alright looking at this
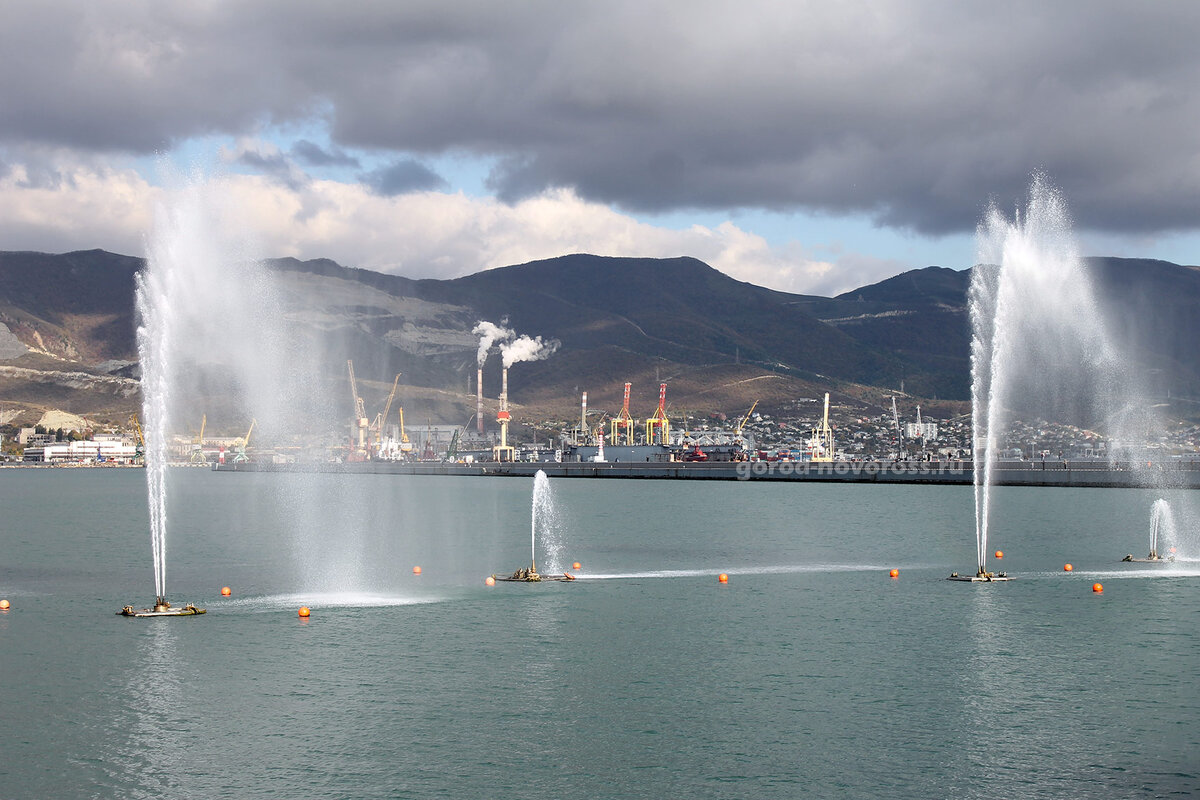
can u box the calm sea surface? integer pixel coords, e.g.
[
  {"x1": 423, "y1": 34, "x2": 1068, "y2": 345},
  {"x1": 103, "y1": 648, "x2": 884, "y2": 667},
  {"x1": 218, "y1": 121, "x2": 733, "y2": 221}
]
[{"x1": 1, "y1": 468, "x2": 1197, "y2": 799}]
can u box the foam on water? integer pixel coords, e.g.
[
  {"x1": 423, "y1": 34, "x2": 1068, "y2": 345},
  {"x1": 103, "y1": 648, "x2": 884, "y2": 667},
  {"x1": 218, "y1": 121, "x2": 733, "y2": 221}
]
[
  {"x1": 577, "y1": 563, "x2": 896, "y2": 580},
  {"x1": 218, "y1": 592, "x2": 444, "y2": 612}
]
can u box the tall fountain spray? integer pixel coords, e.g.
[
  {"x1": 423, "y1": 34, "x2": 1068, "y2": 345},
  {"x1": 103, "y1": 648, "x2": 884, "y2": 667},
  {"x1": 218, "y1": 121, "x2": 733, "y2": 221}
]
[
  {"x1": 122, "y1": 171, "x2": 313, "y2": 613},
  {"x1": 134, "y1": 260, "x2": 172, "y2": 608},
  {"x1": 123, "y1": 175, "x2": 265, "y2": 615},
  {"x1": 531, "y1": 470, "x2": 563, "y2": 574},
  {"x1": 958, "y1": 174, "x2": 1124, "y2": 582}
]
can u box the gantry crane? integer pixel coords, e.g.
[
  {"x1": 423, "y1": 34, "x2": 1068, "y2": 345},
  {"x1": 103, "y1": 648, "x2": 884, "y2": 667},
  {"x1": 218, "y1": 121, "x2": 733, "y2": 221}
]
[
  {"x1": 610, "y1": 382, "x2": 635, "y2": 445},
  {"x1": 347, "y1": 360, "x2": 368, "y2": 460},
  {"x1": 189, "y1": 414, "x2": 208, "y2": 464},
  {"x1": 232, "y1": 418, "x2": 256, "y2": 463},
  {"x1": 644, "y1": 383, "x2": 670, "y2": 445}
]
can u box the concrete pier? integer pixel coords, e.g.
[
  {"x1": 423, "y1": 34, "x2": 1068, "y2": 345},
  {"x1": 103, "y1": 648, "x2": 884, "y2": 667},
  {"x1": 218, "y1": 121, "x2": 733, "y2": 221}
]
[{"x1": 213, "y1": 459, "x2": 1200, "y2": 488}]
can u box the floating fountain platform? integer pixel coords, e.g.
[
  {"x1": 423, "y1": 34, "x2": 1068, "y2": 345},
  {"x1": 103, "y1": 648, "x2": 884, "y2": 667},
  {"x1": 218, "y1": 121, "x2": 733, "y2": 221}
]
[
  {"x1": 1121, "y1": 553, "x2": 1173, "y2": 563},
  {"x1": 947, "y1": 569, "x2": 1012, "y2": 582},
  {"x1": 118, "y1": 597, "x2": 206, "y2": 617},
  {"x1": 494, "y1": 563, "x2": 576, "y2": 583}
]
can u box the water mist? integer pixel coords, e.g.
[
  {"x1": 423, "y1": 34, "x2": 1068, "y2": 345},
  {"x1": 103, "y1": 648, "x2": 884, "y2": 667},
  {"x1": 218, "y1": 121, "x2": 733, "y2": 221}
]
[{"x1": 965, "y1": 174, "x2": 1129, "y2": 580}]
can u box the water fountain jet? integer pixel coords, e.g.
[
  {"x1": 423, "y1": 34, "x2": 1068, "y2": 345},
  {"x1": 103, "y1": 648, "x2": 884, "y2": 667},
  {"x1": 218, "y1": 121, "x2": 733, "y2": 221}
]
[
  {"x1": 494, "y1": 471, "x2": 574, "y2": 582},
  {"x1": 950, "y1": 175, "x2": 1116, "y2": 582},
  {"x1": 1122, "y1": 499, "x2": 1176, "y2": 563}
]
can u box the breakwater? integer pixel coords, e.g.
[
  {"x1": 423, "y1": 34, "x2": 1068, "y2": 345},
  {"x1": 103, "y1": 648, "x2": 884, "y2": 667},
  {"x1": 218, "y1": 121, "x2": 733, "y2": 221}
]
[{"x1": 213, "y1": 459, "x2": 1200, "y2": 488}]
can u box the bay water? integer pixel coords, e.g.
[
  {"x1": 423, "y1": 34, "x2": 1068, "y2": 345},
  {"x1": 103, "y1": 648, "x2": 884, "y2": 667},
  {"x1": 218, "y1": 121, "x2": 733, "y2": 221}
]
[{"x1": 1, "y1": 468, "x2": 1197, "y2": 798}]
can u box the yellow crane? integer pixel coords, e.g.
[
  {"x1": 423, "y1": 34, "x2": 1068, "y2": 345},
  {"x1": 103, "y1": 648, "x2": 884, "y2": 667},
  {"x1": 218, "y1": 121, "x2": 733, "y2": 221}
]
[
  {"x1": 347, "y1": 360, "x2": 368, "y2": 459},
  {"x1": 129, "y1": 414, "x2": 145, "y2": 461},
  {"x1": 232, "y1": 418, "x2": 256, "y2": 463},
  {"x1": 190, "y1": 414, "x2": 207, "y2": 464},
  {"x1": 398, "y1": 407, "x2": 413, "y2": 453},
  {"x1": 610, "y1": 382, "x2": 635, "y2": 445},
  {"x1": 644, "y1": 383, "x2": 670, "y2": 445},
  {"x1": 736, "y1": 400, "x2": 758, "y2": 438}
]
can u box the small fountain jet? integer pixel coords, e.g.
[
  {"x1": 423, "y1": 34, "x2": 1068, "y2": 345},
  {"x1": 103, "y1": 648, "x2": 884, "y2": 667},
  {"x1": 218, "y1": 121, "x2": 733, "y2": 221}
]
[
  {"x1": 1122, "y1": 500, "x2": 1176, "y2": 563},
  {"x1": 492, "y1": 470, "x2": 576, "y2": 583}
]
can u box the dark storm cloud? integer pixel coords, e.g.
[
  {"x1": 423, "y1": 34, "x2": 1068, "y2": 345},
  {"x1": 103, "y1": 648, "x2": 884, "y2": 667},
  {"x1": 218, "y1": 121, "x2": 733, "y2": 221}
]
[
  {"x1": 3, "y1": 0, "x2": 1199, "y2": 235},
  {"x1": 291, "y1": 140, "x2": 360, "y2": 169},
  {"x1": 235, "y1": 148, "x2": 309, "y2": 191},
  {"x1": 360, "y1": 159, "x2": 448, "y2": 196}
]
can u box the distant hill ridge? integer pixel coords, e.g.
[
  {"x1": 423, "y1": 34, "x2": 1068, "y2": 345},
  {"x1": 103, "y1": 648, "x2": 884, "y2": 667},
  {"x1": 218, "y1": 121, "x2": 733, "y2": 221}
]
[{"x1": 1, "y1": 249, "x2": 1198, "y2": 425}]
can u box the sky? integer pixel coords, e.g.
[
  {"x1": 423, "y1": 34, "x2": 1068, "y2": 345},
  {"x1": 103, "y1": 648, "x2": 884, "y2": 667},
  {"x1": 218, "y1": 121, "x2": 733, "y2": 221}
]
[{"x1": 1, "y1": 0, "x2": 1198, "y2": 297}]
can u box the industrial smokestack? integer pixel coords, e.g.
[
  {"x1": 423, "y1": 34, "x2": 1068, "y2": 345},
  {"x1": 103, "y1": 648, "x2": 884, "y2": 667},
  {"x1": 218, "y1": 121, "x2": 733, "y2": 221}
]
[
  {"x1": 477, "y1": 367, "x2": 484, "y2": 434},
  {"x1": 501, "y1": 367, "x2": 509, "y2": 412},
  {"x1": 581, "y1": 392, "x2": 587, "y2": 436}
]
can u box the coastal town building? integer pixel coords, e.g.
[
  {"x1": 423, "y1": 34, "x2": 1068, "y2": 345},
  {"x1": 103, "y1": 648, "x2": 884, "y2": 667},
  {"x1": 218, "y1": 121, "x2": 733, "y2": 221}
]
[{"x1": 21, "y1": 433, "x2": 138, "y2": 464}]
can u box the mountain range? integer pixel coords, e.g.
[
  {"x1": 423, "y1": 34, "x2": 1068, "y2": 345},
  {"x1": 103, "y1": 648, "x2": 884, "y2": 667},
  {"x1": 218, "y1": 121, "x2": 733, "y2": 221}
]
[{"x1": 1, "y1": 249, "x2": 1197, "y2": 434}]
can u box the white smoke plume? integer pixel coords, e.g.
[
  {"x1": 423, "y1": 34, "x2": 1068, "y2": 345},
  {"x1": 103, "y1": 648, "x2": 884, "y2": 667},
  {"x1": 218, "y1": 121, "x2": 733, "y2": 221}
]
[
  {"x1": 472, "y1": 320, "x2": 514, "y2": 366},
  {"x1": 501, "y1": 334, "x2": 561, "y2": 368}
]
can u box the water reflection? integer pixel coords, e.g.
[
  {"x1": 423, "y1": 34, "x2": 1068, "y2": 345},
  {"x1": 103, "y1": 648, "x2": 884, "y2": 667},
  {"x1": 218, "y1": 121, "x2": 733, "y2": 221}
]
[
  {"x1": 102, "y1": 624, "x2": 185, "y2": 798},
  {"x1": 952, "y1": 587, "x2": 1034, "y2": 796}
]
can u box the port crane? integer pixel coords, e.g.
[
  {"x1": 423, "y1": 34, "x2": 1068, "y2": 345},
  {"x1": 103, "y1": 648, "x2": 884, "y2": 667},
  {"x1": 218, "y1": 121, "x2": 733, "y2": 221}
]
[
  {"x1": 808, "y1": 394, "x2": 834, "y2": 462},
  {"x1": 735, "y1": 400, "x2": 758, "y2": 439},
  {"x1": 232, "y1": 418, "x2": 256, "y2": 463},
  {"x1": 370, "y1": 373, "x2": 401, "y2": 456},
  {"x1": 189, "y1": 414, "x2": 208, "y2": 464},
  {"x1": 398, "y1": 407, "x2": 413, "y2": 454},
  {"x1": 890, "y1": 396, "x2": 905, "y2": 461},
  {"x1": 644, "y1": 383, "x2": 670, "y2": 445},
  {"x1": 347, "y1": 360, "x2": 368, "y2": 460},
  {"x1": 610, "y1": 382, "x2": 635, "y2": 446},
  {"x1": 129, "y1": 414, "x2": 145, "y2": 461}
]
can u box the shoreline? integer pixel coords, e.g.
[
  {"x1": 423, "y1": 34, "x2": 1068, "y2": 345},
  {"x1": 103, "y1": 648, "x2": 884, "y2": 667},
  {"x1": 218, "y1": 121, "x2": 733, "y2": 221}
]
[{"x1": 210, "y1": 459, "x2": 1200, "y2": 489}]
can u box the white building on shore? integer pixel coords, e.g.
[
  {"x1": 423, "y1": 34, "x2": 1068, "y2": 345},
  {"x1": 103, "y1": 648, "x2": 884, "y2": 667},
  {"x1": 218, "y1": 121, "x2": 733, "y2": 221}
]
[{"x1": 21, "y1": 433, "x2": 139, "y2": 464}]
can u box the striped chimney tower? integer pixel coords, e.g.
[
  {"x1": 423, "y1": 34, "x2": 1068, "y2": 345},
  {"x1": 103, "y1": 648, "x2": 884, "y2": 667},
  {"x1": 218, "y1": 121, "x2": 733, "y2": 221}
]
[{"x1": 476, "y1": 367, "x2": 484, "y2": 434}]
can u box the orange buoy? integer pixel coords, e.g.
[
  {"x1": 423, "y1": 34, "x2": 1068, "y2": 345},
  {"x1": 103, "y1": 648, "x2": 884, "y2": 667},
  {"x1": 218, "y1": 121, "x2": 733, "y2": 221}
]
[
  {"x1": 298, "y1": 606, "x2": 311, "y2": 617},
  {"x1": 572, "y1": 562, "x2": 582, "y2": 570},
  {"x1": 485, "y1": 576, "x2": 496, "y2": 586},
  {"x1": 889, "y1": 569, "x2": 899, "y2": 578},
  {"x1": 718, "y1": 573, "x2": 729, "y2": 583},
  {"x1": 994, "y1": 550, "x2": 1004, "y2": 559},
  {"x1": 1063, "y1": 563, "x2": 1073, "y2": 572},
  {"x1": 220, "y1": 586, "x2": 232, "y2": 596},
  {"x1": 1092, "y1": 583, "x2": 1103, "y2": 593},
  {"x1": 412, "y1": 565, "x2": 422, "y2": 576},
  {"x1": 0, "y1": 599, "x2": 9, "y2": 610}
]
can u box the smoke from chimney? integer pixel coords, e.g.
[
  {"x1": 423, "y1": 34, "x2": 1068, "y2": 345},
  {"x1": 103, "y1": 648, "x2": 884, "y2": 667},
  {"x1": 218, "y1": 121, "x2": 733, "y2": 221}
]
[
  {"x1": 472, "y1": 320, "x2": 514, "y2": 366},
  {"x1": 500, "y1": 335, "x2": 560, "y2": 368}
]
